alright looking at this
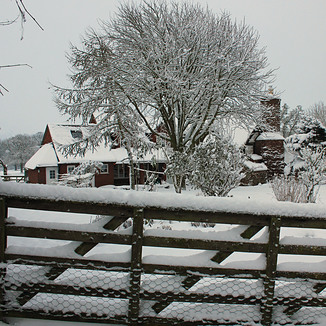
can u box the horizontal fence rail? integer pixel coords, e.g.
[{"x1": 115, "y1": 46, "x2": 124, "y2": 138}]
[
  {"x1": 0, "y1": 186, "x2": 325, "y2": 325},
  {"x1": 0, "y1": 175, "x2": 26, "y2": 183}
]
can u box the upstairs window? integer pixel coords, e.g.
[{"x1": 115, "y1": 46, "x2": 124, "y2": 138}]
[{"x1": 70, "y1": 130, "x2": 83, "y2": 139}]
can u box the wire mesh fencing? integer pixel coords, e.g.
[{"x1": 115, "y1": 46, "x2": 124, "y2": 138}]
[{"x1": 0, "y1": 195, "x2": 325, "y2": 325}]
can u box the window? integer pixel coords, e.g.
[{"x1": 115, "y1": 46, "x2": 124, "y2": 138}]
[
  {"x1": 114, "y1": 164, "x2": 129, "y2": 179},
  {"x1": 67, "y1": 165, "x2": 75, "y2": 174},
  {"x1": 70, "y1": 130, "x2": 83, "y2": 139},
  {"x1": 49, "y1": 170, "x2": 56, "y2": 179},
  {"x1": 100, "y1": 164, "x2": 109, "y2": 174}
]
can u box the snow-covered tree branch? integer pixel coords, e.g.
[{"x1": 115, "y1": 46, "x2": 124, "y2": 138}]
[{"x1": 54, "y1": 0, "x2": 274, "y2": 192}]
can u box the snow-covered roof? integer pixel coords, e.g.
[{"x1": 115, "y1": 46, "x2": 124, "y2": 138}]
[
  {"x1": 47, "y1": 124, "x2": 93, "y2": 146},
  {"x1": 250, "y1": 154, "x2": 263, "y2": 161},
  {"x1": 56, "y1": 145, "x2": 167, "y2": 165},
  {"x1": 25, "y1": 123, "x2": 167, "y2": 169},
  {"x1": 25, "y1": 143, "x2": 58, "y2": 170},
  {"x1": 244, "y1": 160, "x2": 267, "y2": 172},
  {"x1": 256, "y1": 132, "x2": 284, "y2": 141}
]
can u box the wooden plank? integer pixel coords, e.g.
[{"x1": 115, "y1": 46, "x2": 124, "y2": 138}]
[
  {"x1": 3, "y1": 193, "x2": 326, "y2": 227},
  {"x1": 143, "y1": 263, "x2": 264, "y2": 278},
  {"x1": 138, "y1": 316, "x2": 249, "y2": 325},
  {"x1": 3, "y1": 309, "x2": 128, "y2": 325},
  {"x1": 144, "y1": 208, "x2": 270, "y2": 225},
  {"x1": 279, "y1": 244, "x2": 326, "y2": 256},
  {"x1": 0, "y1": 199, "x2": 6, "y2": 263},
  {"x1": 7, "y1": 282, "x2": 129, "y2": 300},
  {"x1": 276, "y1": 296, "x2": 326, "y2": 307},
  {"x1": 127, "y1": 208, "x2": 144, "y2": 326},
  {"x1": 4, "y1": 194, "x2": 326, "y2": 228},
  {"x1": 276, "y1": 270, "x2": 326, "y2": 281},
  {"x1": 261, "y1": 216, "x2": 281, "y2": 326},
  {"x1": 15, "y1": 215, "x2": 129, "y2": 306},
  {"x1": 0, "y1": 198, "x2": 7, "y2": 321},
  {"x1": 74, "y1": 216, "x2": 129, "y2": 255},
  {"x1": 211, "y1": 225, "x2": 265, "y2": 264},
  {"x1": 282, "y1": 278, "x2": 326, "y2": 316},
  {"x1": 281, "y1": 218, "x2": 326, "y2": 229},
  {"x1": 143, "y1": 235, "x2": 267, "y2": 253},
  {"x1": 4, "y1": 196, "x2": 133, "y2": 217},
  {"x1": 152, "y1": 224, "x2": 266, "y2": 314},
  {"x1": 142, "y1": 291, "x2": 260, "y2": 305},
  {"x1": 240, "y1": 225, "x2": 265, "y2": 239},
  {"x1": 5, "y1": 253, "x2": 131, "y2": 271},
  {"x1": 7, "y1": 225, "x2": 132, "y2": 245}
]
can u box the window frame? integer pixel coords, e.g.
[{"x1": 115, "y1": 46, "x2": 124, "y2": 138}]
[
  {"x1": 67, "y1": 165, "x2": 76, "y2": 174},
  {"x1": 100, "y1": 163, "x2": 109, "y2": 174},
  {"x1": 49, "y1": 169, "x2": 56, "y2": 179}
]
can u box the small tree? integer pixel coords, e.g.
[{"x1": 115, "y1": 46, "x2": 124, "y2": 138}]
[
  {"x1": 280, "y1": 104, "x2": 304, "y2": 138},
  {"x1": 298, "y1": 146, "x2": 326, "y2": 202},
  {"x1": 271, "y1": 175, "x2": 308, "y2": 203},
  {"x1": 306, "y1": 101, "x2": 326, "y2": 126},
  {"x1": 188, "y1": 134, "x2": 244, "y2": 197},
  {"x1": 272, "y1": 146, "x2": 326, "y2": 203},
  {"x1": 165, "y1": 151, "x2": 190, "y2": 193},
  {"x1": 285, "y1": 115, "x2": 326, "y2": 174}
]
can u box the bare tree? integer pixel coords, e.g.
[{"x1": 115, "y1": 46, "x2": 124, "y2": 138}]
[
  {"x1": 55, "y1": 0, "x2": 274, "y2": 192},
  {"x1": 306, "y1": 101, "x2": 326, "y2": 126},
  {"x1": 280, "y1": 103, "x2": 304, "y2": 137},
  {"x1": 0, "y1": 0, "x2": 43, "y2": 95}
]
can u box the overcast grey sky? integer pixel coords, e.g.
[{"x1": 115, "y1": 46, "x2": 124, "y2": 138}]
[{"x1": 1, "y1": 0, "x2": 326, "y2": 139}]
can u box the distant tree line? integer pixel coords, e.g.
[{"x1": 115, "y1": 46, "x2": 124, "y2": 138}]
[{"x1": 0, "y1": 132, "x2": 42, "y2": 173}]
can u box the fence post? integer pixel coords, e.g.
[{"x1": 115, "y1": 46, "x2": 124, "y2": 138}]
[
  {"x1": 261, "y1": 216, "x2": 281, "y2": 326},
  {"x1": 128, "y1": 208, "x2": 144, "y2": 325},
  {"x1": 0, "y1": 198, "x2": 7, "y2": 320}
]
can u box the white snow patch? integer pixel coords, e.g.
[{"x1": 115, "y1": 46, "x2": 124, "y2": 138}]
[
  {"x1": 2, "y1": 182, "x2": 326, "y2": 220},
  {"x1": 256, "y1": 132, "x2": 284, "y2": 141}
]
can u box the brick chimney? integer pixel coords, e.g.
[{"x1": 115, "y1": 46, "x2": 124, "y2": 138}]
[{"x1": 260, "y1": 87, "x2": 281, "y2": 132}]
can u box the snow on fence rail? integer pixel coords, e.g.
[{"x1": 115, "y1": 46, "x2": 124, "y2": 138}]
[
  {"x1": 0, "y1": 183, "x2": 325, "y2": 325},
  {"x1": 0, "y1": 175, "x2": 26, "y2": 183}
]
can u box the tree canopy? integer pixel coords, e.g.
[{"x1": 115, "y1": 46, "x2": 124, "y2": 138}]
[
  {"x1": 0, "y1": 132, "x2": 42, "y2": 172},
  {"x1": 55, "y1": 0, "x2": 274, "y2": 192}
]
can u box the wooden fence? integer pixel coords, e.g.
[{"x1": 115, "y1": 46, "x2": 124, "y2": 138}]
[
  {"x1": 0, "y1": 175, "x2": 26, "y2": 183},
  {"x1": 0, "y1": 190, "x2": 325, "y2": 325}
]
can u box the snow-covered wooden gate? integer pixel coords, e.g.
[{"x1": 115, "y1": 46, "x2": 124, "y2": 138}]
[{"x1": 0, "y1": 183, "x2": 325, "y2": 325}]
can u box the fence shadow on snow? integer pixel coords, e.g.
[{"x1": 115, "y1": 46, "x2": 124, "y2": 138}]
[{"x1": 0, "y1": 183, "x2": 325, "y2": 325}]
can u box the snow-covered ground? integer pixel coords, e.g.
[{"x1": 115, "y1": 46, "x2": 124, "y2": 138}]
[{"x1": 1, "y1": 181, "x2": 326, "y2": 326}]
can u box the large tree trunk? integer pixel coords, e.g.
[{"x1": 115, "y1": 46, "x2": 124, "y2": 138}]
[{"x1": 173, "y1": 175, "x2": 185, "y2": 194}]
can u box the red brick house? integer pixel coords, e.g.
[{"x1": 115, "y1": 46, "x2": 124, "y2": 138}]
[
  {"x1": 25, "y1": 124, "x2": 166, "y2": 187},
  {"x1": 26, "y1": 94, "x2": 284, "y2": 188}
]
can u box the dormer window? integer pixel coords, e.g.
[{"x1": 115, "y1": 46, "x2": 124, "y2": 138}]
[{"x1": 70, "y1": 130, "x2": 83, "y2": 139}]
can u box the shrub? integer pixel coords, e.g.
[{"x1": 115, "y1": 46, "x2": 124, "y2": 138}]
[
  {"x1": 188, "y1": 134, "x2": 244, "y2": 197},
  {"x1": 271, "y1": 175, "x2": 311, "y2": 203}
]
